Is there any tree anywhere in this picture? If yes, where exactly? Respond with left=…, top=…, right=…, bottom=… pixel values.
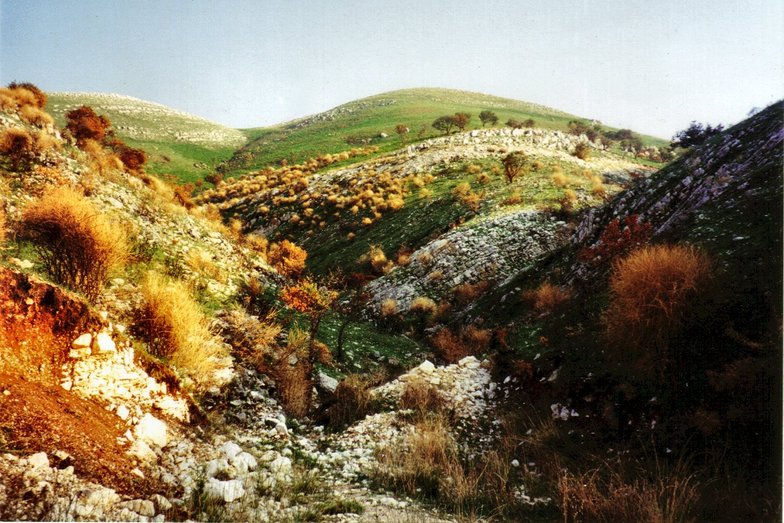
left=65, top=105, right=111, bottom=146
left=671, top=121, right=724, bottom=149
left=479, top=110, right=498, bottom=127
left=453, top=112, right=471, bottom=131
left=506, top=118, right=523, bottom=129
left=523, top=118, right=536, bottom=128
left=432, top=116, right=455, bottom=135
left=395, top=124, right=409, bottom=144
left=501, top=151, right=528, bottom=184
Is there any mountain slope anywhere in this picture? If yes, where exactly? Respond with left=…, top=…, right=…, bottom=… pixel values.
left=223, top=87, right=668, bottom=175
left=46, top=92, right=246, bottom=182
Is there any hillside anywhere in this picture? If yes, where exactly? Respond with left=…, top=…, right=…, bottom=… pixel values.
left=222, top=87, right=668, bottom=176
left=46, top=92, right=246, bottom=182
left=0, top=81, right=780, bottom=523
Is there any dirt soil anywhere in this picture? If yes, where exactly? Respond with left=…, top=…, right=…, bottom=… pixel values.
left=0, top=267, right=162, bottom=496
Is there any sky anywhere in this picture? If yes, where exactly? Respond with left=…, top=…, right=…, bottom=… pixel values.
left=1, top=0, right=782, bottom=139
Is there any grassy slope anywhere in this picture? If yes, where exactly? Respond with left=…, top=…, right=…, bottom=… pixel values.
left=46, top=92, right=245, bottom=183
left=228, top=87, right=667, bottom=176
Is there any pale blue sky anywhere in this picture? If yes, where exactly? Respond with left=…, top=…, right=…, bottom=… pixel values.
left=1, top=0, right=781, bottom=138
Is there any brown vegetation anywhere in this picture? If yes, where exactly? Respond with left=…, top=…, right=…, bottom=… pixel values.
left=524, top=282, right=572, bottom=314
left=605, top=244, right=712, bottom=383
left=138, top=272, right=230, bottom=392
left=20, top=187, right=127, bottom=300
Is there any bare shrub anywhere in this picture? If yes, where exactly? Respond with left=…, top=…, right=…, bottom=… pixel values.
left=328, top=374, right=372, bottom=429
left=0, top=127, right=35, bottom=170
left=558, top=462, right=699, bottom=523
left=399, top=377, right=445, bottom=417
left=20, top=187, right=127, bottom=300
left=138, top=272, right=232, bottom=392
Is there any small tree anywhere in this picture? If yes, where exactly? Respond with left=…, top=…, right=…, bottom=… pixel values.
left=432, top=116, right=455, bottom=135
left=506, top=118, right=523, bottom=129
left=501, top=151, right=528, bottom=184
left=671, top=121, right=724, bottom=149
left=395, top=124, right=410, bottom=144
left=65, top=105, right=111, bottom=147
left=479, top=110, right=498, bottom=127
left=523, top=118, right=536, bottom=128
left=453, top=112, right=471, bottom=132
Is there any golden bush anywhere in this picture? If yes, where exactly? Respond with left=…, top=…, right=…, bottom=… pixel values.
left=20, top=187, right=127, bottom=300
left=139, top=272, right=232, bottom=392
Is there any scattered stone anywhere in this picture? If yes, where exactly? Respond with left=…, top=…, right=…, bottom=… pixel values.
left=135, top=414, right=168, bottom=447
left=27, top=452, right=49, bottom=469
left=72, top=333, right=92, bottom=349
left=93, top=332, right=117, bottom=353
left=205, top=478, right=245, bottom=503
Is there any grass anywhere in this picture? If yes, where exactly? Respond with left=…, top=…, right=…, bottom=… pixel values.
left=46, top=92, right=244, bottom=183
left=315, top=311, right=425, bottom=373
left=228, top=87, right=668, bottom=176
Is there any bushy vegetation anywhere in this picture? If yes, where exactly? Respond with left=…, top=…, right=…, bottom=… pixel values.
left=20, top=187, right=127, bottom=300
left=605, top=244, right=712, bottom=384
left=138, top=272, right=232, bottom=392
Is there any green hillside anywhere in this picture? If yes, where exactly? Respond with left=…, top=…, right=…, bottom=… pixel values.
left=46, top=92, right=246, bottom=183
left=224, top=87, right=667, bottom=176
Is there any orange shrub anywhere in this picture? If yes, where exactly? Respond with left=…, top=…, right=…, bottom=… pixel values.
left=524, top=282, right=572, bottom=314
left=429, top=328, right=472, bottom=364
left=20, top=187, right=127, bottom=300
left=8, top=82, right=47, bottom=108
left=0, top=128, right=35, bottom=170
left=605, top=244, right=712, bottom=382
left=453, top=280, right=490, bottom=305
left=268, top=239, right=307, bottom=278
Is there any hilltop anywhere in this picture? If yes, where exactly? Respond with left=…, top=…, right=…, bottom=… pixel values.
left=221, top=87, right=668, bottom=176
left=46, top=92, right=246, bottom=182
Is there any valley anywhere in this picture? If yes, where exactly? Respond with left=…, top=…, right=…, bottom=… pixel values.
left=0, top=82, right=780, bottom=522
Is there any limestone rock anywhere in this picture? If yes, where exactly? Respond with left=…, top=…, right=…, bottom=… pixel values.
left=204, top=478, right=245, bottom=503
left=27, top=452, right=49, bottom=469
left=93, top=332, right=116, bottom=353
left=72, top=333, right=92, bottom=349
left=134, top=414, right=168, bottom=447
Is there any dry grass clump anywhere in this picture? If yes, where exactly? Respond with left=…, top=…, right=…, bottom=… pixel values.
left=409, top=296, right=437, bottom=316
left=185, top=249, right=226, bottom=283
left=524, top=282, right=572, bottom=314
left=0, top=205, right=6, bottom=244
left=222, top=308, right=281, bottom=362
left=453, top=280, right=490, bottom=305
left=605, top=244, right=712, bottom=382
left=451, top=182, right=471, bottom=198
left=429, top=328, right=472, bottom=364
left=328, top=374, right=373, bottom=429
left=364, top=245, right=393, bottom=275
left=551, top=172, right=569, bottom=188
left=19, top=106, right=54, bottom=128
left=380, top=298, right=398, bottom=318
left=274, top=327, right=313, bottom=417
left=462, top=325, right=492, bottom=351
left=375, top=416, right=519, bottom=514
left=558, top=462, right=699, bottom=523
left=20, top=187, right=127, bottom=300
left=501, top=190, right=522, bottom=206
left=399, top=377, right=445, bottom=416
left=139, top=272, right=232, bottom=392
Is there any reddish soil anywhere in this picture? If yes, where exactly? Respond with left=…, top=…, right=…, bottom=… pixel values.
left=0, top=268, right=162, bottom=496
